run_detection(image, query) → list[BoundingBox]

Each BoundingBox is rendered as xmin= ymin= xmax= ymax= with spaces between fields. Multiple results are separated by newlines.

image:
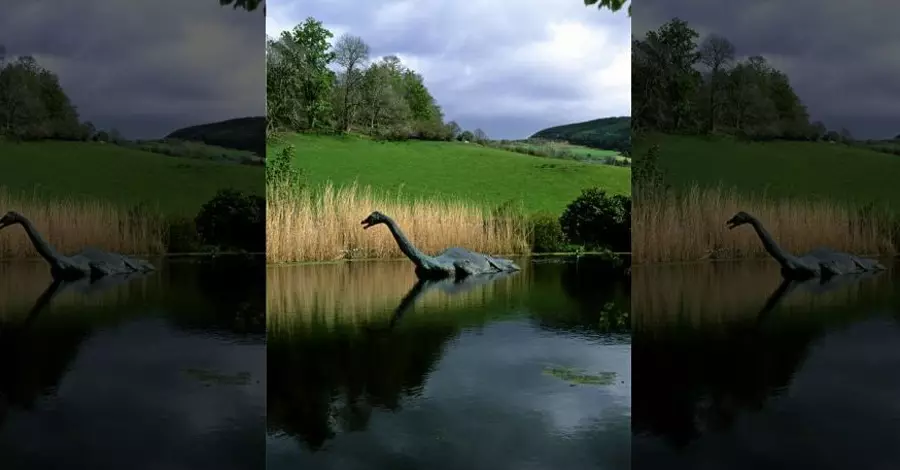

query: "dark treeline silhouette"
xmin=632 ymin=18 xmax=854 ymax=143
xmin=0 ymin=49 xmax=104 ymax=142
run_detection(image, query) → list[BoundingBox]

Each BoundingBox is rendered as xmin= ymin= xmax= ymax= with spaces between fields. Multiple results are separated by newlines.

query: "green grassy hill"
xmin=166 ymin=116 xmax=265 ymax=157
xmin=275 ymin=134 xmax=631 ymax=214
xmin=855 ymin=138 xmax=900 ymax=157
xmin=0 ymin=141 xmax=263 ymax=215
xmin=636 ymin=133 xmax=900 ymax=207
xmin=530 ymin=116 xmax=630 ymax=152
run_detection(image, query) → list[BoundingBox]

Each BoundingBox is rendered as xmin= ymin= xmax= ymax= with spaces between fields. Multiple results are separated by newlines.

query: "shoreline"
xmin=631 ymin=253 xmax=899 ymax=267
xmin=265 ymin=251 xmax=630 ymax=267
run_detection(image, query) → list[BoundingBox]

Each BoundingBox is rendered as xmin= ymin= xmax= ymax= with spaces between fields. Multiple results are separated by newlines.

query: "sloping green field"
xmin=0 ymin=141 xmax=263 ymax=214
xmin=636 ymin=134 xmax=900 ymax=207
xmin=274 ymin=134 xmax=631 ymax=214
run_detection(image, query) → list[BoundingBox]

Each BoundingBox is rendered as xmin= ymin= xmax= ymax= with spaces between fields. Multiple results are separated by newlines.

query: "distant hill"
xmin=530 ymin=116 xmax=630 ymax=153
xmin=166 ymin=116 xmax=265 ymax=157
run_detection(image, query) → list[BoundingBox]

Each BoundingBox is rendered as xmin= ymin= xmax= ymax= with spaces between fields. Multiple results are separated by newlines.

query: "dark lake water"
xmin=266 ymin=257 xmax=631 ymax=470
xmin=632 ymin=258 xmax=900 ymax=470
xmin=0 ymin=256 xmax=266 ymax=469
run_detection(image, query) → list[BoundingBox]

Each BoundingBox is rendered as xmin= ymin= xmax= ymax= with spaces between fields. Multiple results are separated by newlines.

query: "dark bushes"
xmin=559 ymin=188 xmax=631 ymax=253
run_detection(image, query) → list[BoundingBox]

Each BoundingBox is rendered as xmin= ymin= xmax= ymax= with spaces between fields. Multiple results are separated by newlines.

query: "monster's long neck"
xmin=383 ymin=217 xmax=432 ymax=268
xmin=748 ymin=217 xmax=793 ymax=268
xmin=16 ymin=217 xmax=66 ymax=269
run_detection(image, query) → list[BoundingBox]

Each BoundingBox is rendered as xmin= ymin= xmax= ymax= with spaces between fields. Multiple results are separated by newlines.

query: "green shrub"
xmin=530 ymin=213 xmax=568 ymax=252
xmin=560 ymin=188 xmax=631 ymax=252
xmin=166 ymin=216 xmax=202 ymax=253
xmin=266 ymin=144 xmax=301 ymax=185
xmin=194 ymin=189 xmax=265 ymax=252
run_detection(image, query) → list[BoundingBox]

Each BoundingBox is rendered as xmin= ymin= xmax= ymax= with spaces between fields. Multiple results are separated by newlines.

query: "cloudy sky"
xmin=633 ymin=0 xmax=900 ymax=140
xmin=268 ymin=0 xmax=631 ymax=139
xmin=0 ymin=1 xmax=265 ymax=139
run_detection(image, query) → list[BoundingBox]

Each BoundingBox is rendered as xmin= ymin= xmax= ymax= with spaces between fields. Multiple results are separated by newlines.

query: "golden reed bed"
xmin=633 ymin=185 xmax=895 ymax=264
xmin=632 ymin=260 xmax=894 ymax=332
xmin=266 ymin=182 xmax=530 ymax=264
xmin=0 ymin=187 xmax=166 ymax=259
xmin=266 ymin=261 xmax=530 ymax=332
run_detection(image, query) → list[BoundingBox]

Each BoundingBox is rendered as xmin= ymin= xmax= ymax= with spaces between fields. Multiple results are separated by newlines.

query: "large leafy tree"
xmin=219 ymin=0 xmax=263 ymax=12
xmin=266 ymin=18 xmax=336 ymax=132
xmin=585 ymin=0 xmax=630 ymax=15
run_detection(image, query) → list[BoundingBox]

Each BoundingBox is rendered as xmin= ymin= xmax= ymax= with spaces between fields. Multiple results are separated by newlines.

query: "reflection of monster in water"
xmin=386 ymin=270 xmax=520 ymax=328
xmin=633 ymin=268 xmax=886 ymax=447
xmin=267 ymin=272 xmax=519 ymax=450
xmin=0 ymin=272 xmax=152 ymax=424
xmin=268 ymin=258 xmax=630 ymax=454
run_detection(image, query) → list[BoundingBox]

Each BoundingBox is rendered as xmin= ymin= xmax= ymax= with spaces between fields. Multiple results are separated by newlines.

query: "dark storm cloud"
xmin=633 ymin=0 xmax=900 ymax=139
xmin=268 ymin=0 xmax=631 ymax=139
xmin=0 ymin=0 xmax=265 ymax=139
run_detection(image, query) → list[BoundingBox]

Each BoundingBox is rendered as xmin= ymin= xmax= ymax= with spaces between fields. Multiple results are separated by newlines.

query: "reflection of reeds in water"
xmin=266 ymin=182 xmax=529 ymax=263
xmin=633 ymin=185 xmax=894 ymax=263
xmin=632 ymin=261 xmax=893 ymax=331
xmin=0 ymin=187 xmax=166 ymax=258
xmin=267 ymin=261 xmax=530 ymax=333
xmin=0 ymin=261 xmax=160 ymax=321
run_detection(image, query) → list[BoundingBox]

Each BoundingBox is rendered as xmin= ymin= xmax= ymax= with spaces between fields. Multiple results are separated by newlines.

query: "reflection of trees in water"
xmin=633 ymin=264 xmax=894 ymax=447
xmin=268 ymin=322 xmax=456 ymax=450
xmin=0 ymin=258 xmax=263 ymax=427
xmin=532 ymin=258 xmax=631 ymax=333
xmin=0 ymin=276 xmax=148 ymax=424
xmin=267 ymin=272 xmax=516 ymax=450
xmin=160 ymin=256 xmax=266 ymax=335
xmin=267 ymin=260 xmax=614 ymax=451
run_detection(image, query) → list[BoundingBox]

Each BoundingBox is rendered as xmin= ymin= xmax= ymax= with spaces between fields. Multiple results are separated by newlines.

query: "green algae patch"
xmin=543 ymin=366 xmax=617 ymax=386
xmin=184 ymin=368 xmax=252 ymax=386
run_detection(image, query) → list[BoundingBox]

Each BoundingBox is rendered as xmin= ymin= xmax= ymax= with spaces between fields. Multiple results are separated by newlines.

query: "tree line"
xmin=0 ymin=46 xmax=120 ymax=142
xmin=632 ymin=18 xmax=851 ymax=142
xmin=266 ymin=18 xmax=487 ymax=142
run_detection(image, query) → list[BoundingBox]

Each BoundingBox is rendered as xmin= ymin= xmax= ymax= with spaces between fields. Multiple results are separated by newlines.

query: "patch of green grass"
xmin=274 ymin=133 xmax=630 ymax=214
xmin=0 ymin=141 xmax=263 ymax=215
xmin=121 ymin=139 xmax=263 ymax=165
xmin=636 ymin=133 xmax=900 ymax=207
xmin=542 ymin=365 xmax=617 ymax=386
xmin=497 ymin=139 xmax=628 ymax=164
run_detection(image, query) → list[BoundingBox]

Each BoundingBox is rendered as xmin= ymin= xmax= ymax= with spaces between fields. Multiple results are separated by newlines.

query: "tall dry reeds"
xmin=633 ymin=184 xmax=895 ymax=264
xmin=0 ymin=187 xmax=166 ymax=259
xmin=266 ymin=181 xmax=530 ymax=264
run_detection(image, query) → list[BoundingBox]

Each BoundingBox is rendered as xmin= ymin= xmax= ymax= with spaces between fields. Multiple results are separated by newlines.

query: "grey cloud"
xmin=278 ymin=0 xmax=630 ymax=139
xmin=634 ymin=0 xmax=900 ymax=139
xmin=0 ymin=0 xmax=265 ymax=139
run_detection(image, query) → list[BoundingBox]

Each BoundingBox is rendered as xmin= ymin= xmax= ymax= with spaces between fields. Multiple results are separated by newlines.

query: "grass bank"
xmin=634 ymin=133 xmax=900 ymax=207
xmin=0 ymin=187 xmax=166 ymax=259
xmin=266 ymin=181 xmax=529 ymax=264
xmin=0 ymin=140 xmax=263 ymax=215
xmin=271 ymin=133 xmax=630 ymax=215
xmin=633 ymin=185 xmax=895 ymax=264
